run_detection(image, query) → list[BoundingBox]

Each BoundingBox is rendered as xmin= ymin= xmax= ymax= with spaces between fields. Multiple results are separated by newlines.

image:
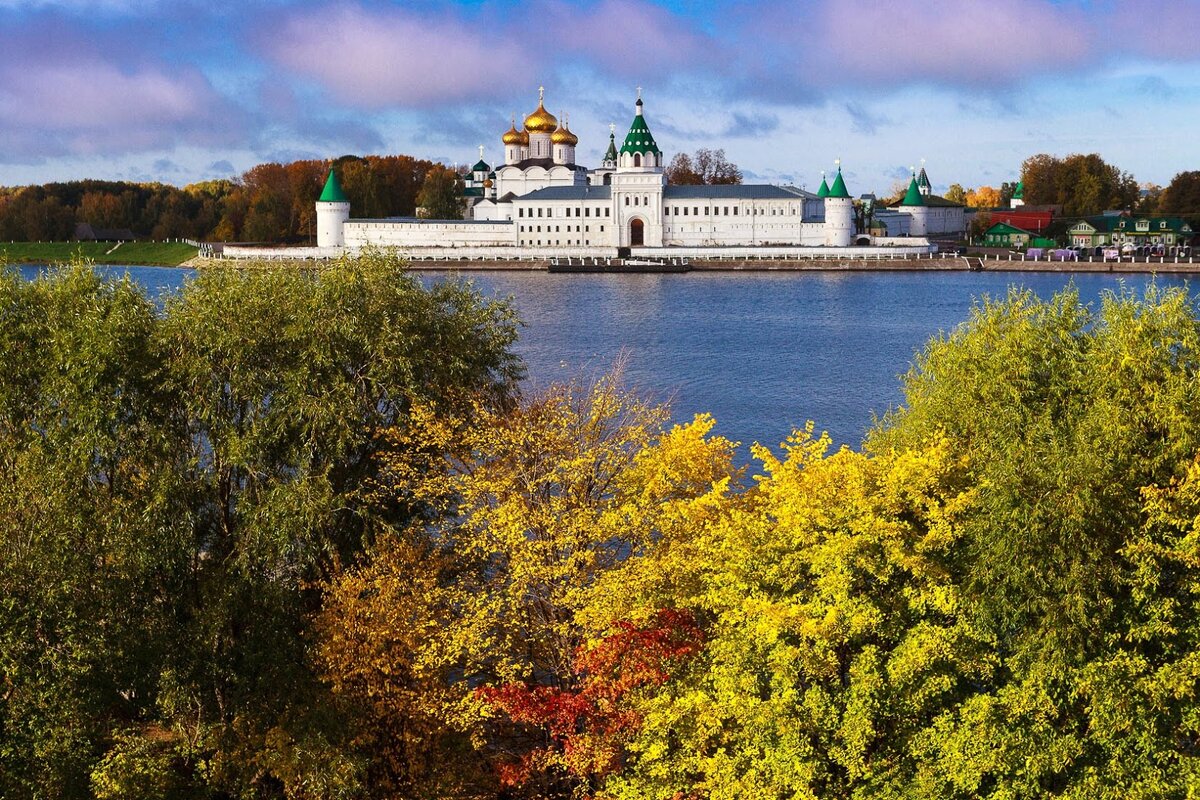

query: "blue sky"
xmin=1 ymin=0 xmax=1197 ymax=196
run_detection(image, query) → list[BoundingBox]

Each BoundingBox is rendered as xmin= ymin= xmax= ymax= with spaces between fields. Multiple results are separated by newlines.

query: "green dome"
xmin=619 ymin=99 xmax=661 ymax=156
xmin=318 ymin=169 xmax=348 ymax=203
xmin=900 ymin=175 xmax=924 ymax=206
xmin=604 ymin=132 xmax=618 ymax=163
xmin=827 ymin=167 xmax=850 ymax=199
xmin=471 ymin=159 xmax=490 ymax=173
xmin=816 ymin=176 xmax=830 ymax=198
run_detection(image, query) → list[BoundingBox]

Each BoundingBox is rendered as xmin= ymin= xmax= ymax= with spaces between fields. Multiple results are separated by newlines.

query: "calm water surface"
xmin=16 ymin=264 xmax=1191 ymax=452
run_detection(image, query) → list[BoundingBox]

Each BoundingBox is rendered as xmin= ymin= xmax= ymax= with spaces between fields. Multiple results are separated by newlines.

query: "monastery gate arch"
xmin=629 ymin=217 xmax=645 ymax=247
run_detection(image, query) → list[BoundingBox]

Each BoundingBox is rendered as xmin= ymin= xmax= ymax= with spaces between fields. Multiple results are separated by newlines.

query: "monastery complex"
xmin=292 ymin=89 xmax=967 ymax=260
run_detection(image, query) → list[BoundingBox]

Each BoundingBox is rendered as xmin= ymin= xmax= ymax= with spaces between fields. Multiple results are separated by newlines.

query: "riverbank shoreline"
xmin=190 ymin=256 xmax=1200 ymax=274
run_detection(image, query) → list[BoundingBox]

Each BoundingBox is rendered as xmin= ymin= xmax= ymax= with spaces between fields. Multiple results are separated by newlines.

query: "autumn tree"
xmin=0 ymin=253 xmax=523 ymax=799
xmin=868 ymin=285 xmax=1200 ymax=797
xmin=968 ymin=210 xmax=992 ymax=241
xmin=1020 ymin=152 xmax=1138 ymax=215
xmin=416 ymin=164 xmax=464 ymax=220
xmin=1157 ymin=170 xmax=1200 ymax=214
xmin=590 ymin=428 xmax=982 ymax=799
xmin=666 ymin=148 xmax=742 ymax=185
xmin=319 ymin=373 xmax=738 ymax=798
xmin=965 ymin=185 xmax=1001 ymax=208
xmin=944 ymin=183 xmax=967 ymax=204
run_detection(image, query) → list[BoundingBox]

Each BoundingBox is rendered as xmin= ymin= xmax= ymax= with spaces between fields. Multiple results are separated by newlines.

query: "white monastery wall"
xmin=344 ymin=219 xmax=516 ymax=248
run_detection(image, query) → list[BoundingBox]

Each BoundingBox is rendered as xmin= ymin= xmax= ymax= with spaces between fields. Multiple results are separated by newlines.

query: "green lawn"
xmin=0 ymin=241 xmax=198 ymax=266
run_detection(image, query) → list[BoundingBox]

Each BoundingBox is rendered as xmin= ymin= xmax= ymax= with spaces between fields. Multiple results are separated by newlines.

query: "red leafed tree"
xmin=478 ymin=608 xmax=704 ymax=794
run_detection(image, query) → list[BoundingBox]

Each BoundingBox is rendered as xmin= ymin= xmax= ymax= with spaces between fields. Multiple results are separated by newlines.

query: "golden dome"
xmin=551 ymin=112 xmax=578 ymax=146
xmin=483 ymin=178 xmax=493 ymax=188
xmin=502 ymin=116 xmax=529 ymax=146
xmin=523 ymin=87 xmax=558 ymax=133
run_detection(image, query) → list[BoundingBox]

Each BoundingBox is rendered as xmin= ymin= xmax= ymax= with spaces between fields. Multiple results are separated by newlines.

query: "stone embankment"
xmin=192 ymin=253 xmax=1200 ymax=274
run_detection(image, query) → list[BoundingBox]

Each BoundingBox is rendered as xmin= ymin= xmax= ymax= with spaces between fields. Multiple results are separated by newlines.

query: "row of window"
xmin=519 ymin=225 xmax=606 ymax=234
xmin=664 ymin=223 xmax=809 ymax=233
xmin=517 ymin=206 xmax=612 ymax=218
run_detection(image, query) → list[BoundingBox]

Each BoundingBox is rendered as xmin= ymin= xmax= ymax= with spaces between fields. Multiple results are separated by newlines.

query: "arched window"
xmin=634 ymin=153 xmax=642 ymax=167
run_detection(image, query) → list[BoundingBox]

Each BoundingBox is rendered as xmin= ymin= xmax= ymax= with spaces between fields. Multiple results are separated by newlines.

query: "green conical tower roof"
xmin=827 ymin=167 xmax=850 ymax=199
xmin=816 ymin=175 xmax=830 ymax=198
xmin=620 ymin=97 xmax=661 ymax=156
xmin=916 ymin=166 xmax=930 ymax=191
xmin=1013 ymin=180 xmax=1025 ymax=199
xmin=900 ymin=175 xmax=924 ymax=206
xmin=604 ymin=131 xmax=618 ymax=163
xmin=319 ymin=169 xmax=348 ymax=203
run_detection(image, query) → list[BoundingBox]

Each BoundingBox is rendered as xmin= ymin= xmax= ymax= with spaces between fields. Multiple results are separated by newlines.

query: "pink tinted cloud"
xmin=534 ymin=0 xmax=711 ymax=77
xmin=259 ymin=3 xmax=533 ymax=108
xmin=1103 ymin=0 xmax=1200 ymax=61
xmin=0 ymin=55 xmax=240 ymax=159
xmin=799 ymin=0 xmax=1092 ymax=88
xmin=257 ymin=0 xmax=711 ymax=109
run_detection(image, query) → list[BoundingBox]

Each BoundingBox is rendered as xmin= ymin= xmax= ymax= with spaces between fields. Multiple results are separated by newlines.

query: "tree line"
xmin=944 ymin=154 xmax=1200 ymax=219
xmin=0 ymin=155 xmax=444 ymax=244
xmin=1 ymin=253 xmax=1198 ymax=798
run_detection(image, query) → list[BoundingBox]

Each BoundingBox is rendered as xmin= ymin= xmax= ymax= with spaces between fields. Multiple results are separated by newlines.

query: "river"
xmin=13 ymin=264 xmax=1191 ymax=452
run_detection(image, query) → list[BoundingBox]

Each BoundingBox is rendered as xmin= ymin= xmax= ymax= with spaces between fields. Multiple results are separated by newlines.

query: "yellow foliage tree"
xmin=965 ymin=186 xmax=1002 ymax=208
xmin=318 ymin=372 xmax=739 ymax=797
xmin=591 ymin=429 xmax=989 ymax=799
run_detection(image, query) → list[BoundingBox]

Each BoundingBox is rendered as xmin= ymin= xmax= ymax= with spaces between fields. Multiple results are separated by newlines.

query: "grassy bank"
xmin=0 ymin=241 xmax=198 ymax=266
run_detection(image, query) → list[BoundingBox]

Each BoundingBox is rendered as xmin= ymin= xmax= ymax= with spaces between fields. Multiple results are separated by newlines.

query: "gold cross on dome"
xmin=539 ymin=86 xmax=544 ymax=102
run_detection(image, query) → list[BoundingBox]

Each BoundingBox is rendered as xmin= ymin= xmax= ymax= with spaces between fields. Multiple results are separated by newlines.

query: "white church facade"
xmin=313 ymin=89 xmax=935 ymax=255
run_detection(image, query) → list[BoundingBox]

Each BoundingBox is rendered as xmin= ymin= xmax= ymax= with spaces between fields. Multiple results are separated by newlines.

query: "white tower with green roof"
xmin=898 ymin=169 xmax=929 ymax=236
xmin=823 ymin=162 xmax=854 ymax=247
xmin=611 ymin=89 xmax=666 ymax=248
xmin=316 ymin=168 xmax=350 ymax=248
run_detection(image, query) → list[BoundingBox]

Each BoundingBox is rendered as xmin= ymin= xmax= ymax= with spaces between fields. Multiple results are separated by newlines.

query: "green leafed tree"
xmin=0 ymin=252 xmax=522 ymax=799
xmin=1157 ymin=170 xmax=1200 ymax=214
xmin=416 ymin=164 xmax=465 ymax=220
xmin=1019 ymin=153 xmax=1139 ymax=215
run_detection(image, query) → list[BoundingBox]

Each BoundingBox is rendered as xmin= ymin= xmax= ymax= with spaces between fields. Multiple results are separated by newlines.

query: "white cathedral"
xmin=314 ymin=89 xmax=952 ymax=254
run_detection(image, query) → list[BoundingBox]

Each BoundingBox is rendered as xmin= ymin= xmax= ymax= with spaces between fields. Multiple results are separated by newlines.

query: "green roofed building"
xmin=617 ymin=94 xmax=663 ymax=168
xmin=900 ymin=176 xmax=925 ymax=207
xmin=318 ymin=169 xmax=348 ymax=204
xmin=1011 ymin=180 xmax=1026 ymax=208
xmin=827 ymin=167 xmax=851 ymax=199
xmin=1069 ymin=215 xmax=1193 ymax=248
xmin=305 ymin=86 xmax=953 ymax=253
xmin=316 ymin=168 xmax=350 ymax=247
xmin=888 ymin=166 xmax=965 ymax=238
xmin=983 ymin=221 xmax=1036 ymax=248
